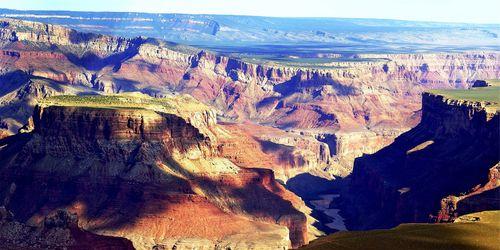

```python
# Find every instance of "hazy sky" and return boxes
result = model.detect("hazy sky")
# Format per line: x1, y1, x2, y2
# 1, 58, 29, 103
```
0, 0, 499, 24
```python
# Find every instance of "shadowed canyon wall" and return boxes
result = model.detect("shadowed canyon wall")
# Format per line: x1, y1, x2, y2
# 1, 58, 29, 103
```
342, 93, 499, 230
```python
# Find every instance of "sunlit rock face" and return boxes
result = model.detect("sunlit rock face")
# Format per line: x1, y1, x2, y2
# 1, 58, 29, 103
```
342, 93, 499, 230
0, 96, 315, 249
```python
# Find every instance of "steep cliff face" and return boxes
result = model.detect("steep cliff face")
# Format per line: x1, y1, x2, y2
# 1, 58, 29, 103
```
131, 46, 498, 131
343, 93, 499, 230
0, 95, 313, 249
32, 106, 216, 160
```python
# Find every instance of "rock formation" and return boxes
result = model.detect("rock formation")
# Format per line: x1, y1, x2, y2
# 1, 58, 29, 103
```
342, 92, 499, 230
217, 122, 333, 181
0, 94, 314, 249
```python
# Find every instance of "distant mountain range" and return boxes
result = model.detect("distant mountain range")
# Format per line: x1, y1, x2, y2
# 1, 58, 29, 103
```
0, 8, 498, 56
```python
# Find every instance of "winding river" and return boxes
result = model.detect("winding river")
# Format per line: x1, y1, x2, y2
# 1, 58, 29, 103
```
309, 194, 347, 231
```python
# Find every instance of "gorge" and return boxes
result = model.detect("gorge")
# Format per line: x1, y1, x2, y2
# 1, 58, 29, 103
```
0, 14, 497, 250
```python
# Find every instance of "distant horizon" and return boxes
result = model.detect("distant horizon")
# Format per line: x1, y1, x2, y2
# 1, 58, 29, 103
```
1, 7, 499, 26
0, 0, 499, 24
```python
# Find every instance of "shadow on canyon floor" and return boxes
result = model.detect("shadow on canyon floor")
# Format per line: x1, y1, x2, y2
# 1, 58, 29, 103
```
256, 137, 307, 167
287, 173, 347, 200
0, 70, 30, 96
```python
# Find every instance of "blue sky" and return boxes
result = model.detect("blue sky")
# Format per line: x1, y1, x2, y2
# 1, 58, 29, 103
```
0, 0, 499, 24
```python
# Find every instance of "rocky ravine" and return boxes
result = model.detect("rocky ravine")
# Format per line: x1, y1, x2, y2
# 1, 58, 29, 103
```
0, 18, 498, 178
0, 94, 319, 249
342, 92, 499, 230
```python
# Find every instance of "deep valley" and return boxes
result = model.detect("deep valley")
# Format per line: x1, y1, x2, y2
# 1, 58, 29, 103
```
0, 10, 498, 250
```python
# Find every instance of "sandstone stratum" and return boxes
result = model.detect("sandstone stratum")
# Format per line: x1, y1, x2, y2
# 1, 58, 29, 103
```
0, 18, 498, 179
0, 93, 323, 249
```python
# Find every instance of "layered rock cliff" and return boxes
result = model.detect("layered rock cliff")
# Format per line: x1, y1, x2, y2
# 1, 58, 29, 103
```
0, 18, 142, 56
342, 92, 499, 229
0, 95, 313, 249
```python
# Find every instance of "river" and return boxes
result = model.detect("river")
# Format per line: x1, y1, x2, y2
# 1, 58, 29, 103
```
309, 194, 347, 231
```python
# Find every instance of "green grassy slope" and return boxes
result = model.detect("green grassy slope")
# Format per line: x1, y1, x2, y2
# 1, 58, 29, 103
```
38, 93, 211, 115
428, 80, 500, 111
301, 211, 500, 250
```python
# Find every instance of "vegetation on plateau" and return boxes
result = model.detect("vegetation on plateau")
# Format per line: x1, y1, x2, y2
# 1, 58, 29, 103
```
428, 79, 500, 111
301, 211, 500, 250
39, 92, 210, 115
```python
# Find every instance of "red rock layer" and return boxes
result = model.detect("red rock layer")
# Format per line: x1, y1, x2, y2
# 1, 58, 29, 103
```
0, 18, 498, 133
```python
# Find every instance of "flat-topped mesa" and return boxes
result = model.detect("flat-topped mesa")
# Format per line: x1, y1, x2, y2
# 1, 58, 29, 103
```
34, 93, 219, 159
424, 79, 499, 125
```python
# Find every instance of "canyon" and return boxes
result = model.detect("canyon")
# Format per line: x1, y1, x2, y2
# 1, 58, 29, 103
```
0, 16, 498, 250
